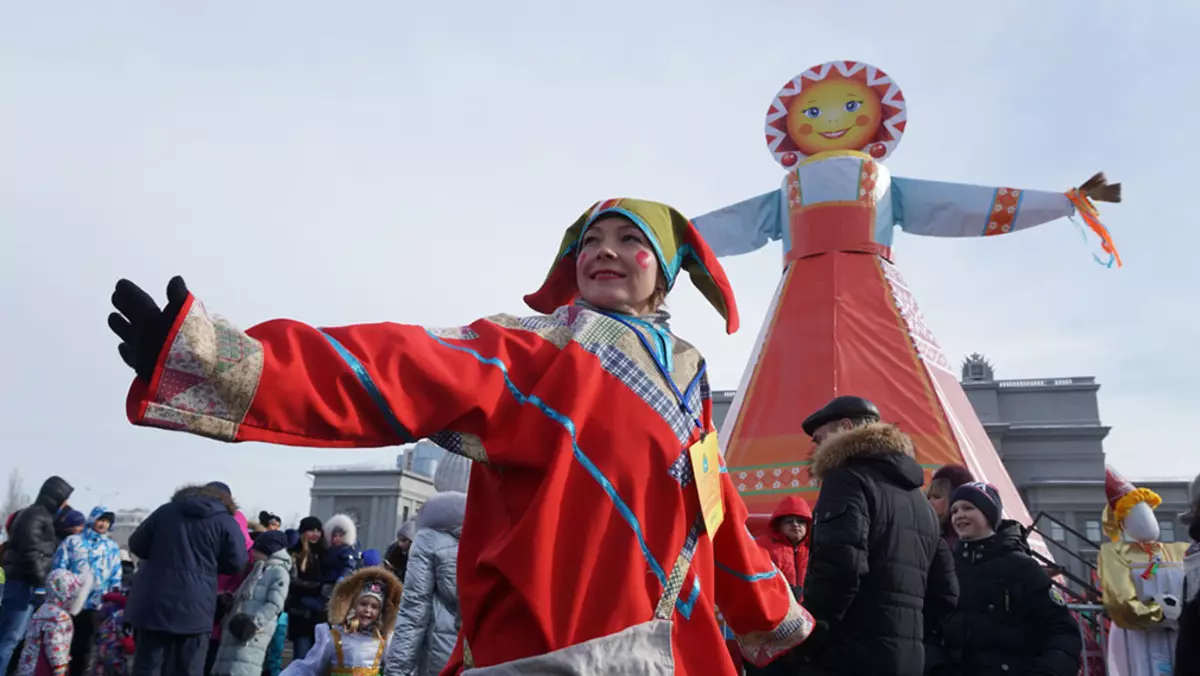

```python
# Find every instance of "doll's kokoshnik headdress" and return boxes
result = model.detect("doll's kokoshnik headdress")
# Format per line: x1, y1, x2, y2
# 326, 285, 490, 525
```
524, 198, 741, 334
328, 566, 403, 636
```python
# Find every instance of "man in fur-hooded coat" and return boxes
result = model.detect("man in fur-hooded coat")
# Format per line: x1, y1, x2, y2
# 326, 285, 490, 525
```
385, 491, 466, 676
788, 396, 959, 676
126, 484, 248, 676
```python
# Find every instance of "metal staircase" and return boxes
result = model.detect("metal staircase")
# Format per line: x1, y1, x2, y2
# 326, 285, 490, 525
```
1025, 512, 1109, 675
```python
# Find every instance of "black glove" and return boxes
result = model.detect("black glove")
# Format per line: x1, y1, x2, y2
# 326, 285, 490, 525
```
214, 592, 235, 622
227, 613, 257, 642
108, 276, 189, 384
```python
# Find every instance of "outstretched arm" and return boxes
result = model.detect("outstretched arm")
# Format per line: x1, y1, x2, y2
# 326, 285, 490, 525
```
114, 280, 554, 467
893, 172, 1122, 266
892, 176, 1076, 238
690, 190, 784, 257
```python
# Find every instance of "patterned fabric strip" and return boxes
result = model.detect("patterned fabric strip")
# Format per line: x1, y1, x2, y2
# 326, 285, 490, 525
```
141, 299, 265, 441
654, 514, 705, 620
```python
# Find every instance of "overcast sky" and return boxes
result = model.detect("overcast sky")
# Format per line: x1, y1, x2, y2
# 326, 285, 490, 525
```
2, 2, 1195, 521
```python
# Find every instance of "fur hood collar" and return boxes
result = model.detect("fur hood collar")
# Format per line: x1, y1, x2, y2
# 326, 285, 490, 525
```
417, 492, 466, 536
811, 422, 919, 484
323, 514, 358, 548
327, 566, 403, 637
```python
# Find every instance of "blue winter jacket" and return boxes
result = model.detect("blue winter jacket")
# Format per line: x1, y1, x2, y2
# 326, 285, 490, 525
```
126, 485, 247, 635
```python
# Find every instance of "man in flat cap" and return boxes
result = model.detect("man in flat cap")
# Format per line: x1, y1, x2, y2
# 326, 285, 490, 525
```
788, 396, 958, 676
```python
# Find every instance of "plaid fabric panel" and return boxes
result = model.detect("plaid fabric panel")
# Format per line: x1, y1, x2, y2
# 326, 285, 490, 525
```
497, 307, 706, 447
428, 429, 489, 463
426, 325, 480, 340
655, 513, 706, 619
582, 343, 694, 444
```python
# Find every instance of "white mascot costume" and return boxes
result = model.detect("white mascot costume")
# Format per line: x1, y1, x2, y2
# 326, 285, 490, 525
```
1100, 465, 1190, 676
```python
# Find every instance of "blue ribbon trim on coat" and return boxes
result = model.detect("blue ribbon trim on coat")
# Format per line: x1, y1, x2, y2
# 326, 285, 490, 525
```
319, 330, 416, 444
423, 331, 678, 599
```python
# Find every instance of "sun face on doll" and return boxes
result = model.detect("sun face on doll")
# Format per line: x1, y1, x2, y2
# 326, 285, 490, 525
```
786, 78, 882, 156
575, 215, 664, 316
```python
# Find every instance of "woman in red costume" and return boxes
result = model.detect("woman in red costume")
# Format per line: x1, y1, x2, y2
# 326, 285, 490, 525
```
105, 198, 814, 674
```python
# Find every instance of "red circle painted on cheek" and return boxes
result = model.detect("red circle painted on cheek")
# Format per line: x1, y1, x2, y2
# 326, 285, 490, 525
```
856, 115, 871, 127
798, 123, 814, 136
635, 251, 654, 269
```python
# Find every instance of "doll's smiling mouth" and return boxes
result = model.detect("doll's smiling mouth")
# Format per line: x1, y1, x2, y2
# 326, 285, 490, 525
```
819, 128, 850, 139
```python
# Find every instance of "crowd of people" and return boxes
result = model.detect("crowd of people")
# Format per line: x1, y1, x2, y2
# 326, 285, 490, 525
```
0, 462, 468, 676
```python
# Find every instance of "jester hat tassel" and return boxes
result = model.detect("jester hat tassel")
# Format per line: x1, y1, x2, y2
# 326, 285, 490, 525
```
524, 198, 741, 334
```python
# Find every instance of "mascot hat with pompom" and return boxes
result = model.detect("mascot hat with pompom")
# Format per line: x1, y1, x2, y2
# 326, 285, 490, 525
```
524, 198, 740, 334
1103, 465, 1162, 540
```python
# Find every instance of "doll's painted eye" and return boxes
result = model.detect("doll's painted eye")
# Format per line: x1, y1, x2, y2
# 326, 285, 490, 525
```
845, 101, 862, 112
803, 107, 821, 118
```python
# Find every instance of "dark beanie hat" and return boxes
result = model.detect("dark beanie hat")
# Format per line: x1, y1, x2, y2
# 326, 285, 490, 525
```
298, 516, 323, 533
253, 531, 289, 557
950, 481, 1003, 529
931, 464, 975, 491
62, 509, 86, 529
259, 511, 281, 526
206, 481, 232, 496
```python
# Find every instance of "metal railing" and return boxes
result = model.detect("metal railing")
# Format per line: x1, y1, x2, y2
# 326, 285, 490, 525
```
1027, 512, 1104, 603
996, 377, 1096, 388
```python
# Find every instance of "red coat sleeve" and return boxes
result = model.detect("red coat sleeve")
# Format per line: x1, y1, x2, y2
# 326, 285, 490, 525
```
712, 471, 815, 666
126, 293, 550, 466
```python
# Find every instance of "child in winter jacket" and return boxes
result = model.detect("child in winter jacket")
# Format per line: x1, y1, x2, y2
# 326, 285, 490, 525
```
90, 591, 134, 676
754, 495, 812, 601
745, 496, 812, 676
16, 568, 91, 676
281, 567, 401, 676
936, 482, 1082, 676
212, 531, 292, 676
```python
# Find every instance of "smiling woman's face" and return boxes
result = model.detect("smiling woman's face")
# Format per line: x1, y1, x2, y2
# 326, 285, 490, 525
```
575, 215, 662, 315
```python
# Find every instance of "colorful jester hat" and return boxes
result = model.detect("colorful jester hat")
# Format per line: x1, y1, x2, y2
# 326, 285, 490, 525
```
524, 198, 740, 334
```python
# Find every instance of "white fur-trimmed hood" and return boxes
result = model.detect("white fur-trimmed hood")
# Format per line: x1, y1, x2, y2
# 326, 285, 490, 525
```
417, 491, 466, 535
323, 513, 358, 547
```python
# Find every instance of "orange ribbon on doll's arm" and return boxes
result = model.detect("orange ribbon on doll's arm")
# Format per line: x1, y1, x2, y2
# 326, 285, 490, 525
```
1066, 189, 1122, 268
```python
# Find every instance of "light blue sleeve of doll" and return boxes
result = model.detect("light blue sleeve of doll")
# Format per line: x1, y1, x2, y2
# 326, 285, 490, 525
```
891, 176, 1075, 238
691, 190, 784, 257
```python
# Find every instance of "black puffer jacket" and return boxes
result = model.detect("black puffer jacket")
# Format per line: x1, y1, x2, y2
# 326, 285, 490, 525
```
1, 476, 73, 585
796, 423, 958, 676
126, 485, 247, 635
938, 520, 1081, 676
1172, 520, 1199, 675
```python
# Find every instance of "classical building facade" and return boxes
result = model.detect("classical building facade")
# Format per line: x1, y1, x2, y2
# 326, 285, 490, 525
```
711, 356, 1192, 590
307, 439, 451, 550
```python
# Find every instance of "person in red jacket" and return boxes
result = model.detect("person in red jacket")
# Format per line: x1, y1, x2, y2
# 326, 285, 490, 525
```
755, 496, 812, 601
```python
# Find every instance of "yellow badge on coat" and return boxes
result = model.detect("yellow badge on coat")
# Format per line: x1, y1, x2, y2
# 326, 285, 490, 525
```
689, 433, 725, 537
